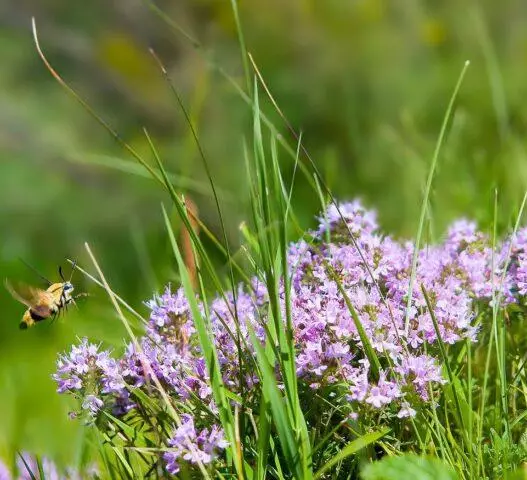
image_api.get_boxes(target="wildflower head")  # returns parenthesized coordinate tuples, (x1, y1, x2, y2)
(163, 414, 228, 475)
(53, 338, 124, 417)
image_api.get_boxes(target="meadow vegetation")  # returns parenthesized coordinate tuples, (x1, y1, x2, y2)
(2, 1, 527, 478)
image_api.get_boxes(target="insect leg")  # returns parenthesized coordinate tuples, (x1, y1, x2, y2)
(47, 311, 58, 327)
(69, 297, 79, 310)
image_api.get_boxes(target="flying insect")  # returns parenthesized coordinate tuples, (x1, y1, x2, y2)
(5, 262, 83, 329)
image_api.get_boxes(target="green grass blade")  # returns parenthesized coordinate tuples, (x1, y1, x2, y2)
(313, 428, 390, 479)
(229, 0, 251, 93)
(68, 153, 227, 199)
(110, 446, 135, 479)
(327, 264, 381, 382)
(404, 61, 470, 334)
(421, 284, 466, 436)
(161, 205, 244, 477)
(247, 324, 310, 479)
(256, 400, 271, 480)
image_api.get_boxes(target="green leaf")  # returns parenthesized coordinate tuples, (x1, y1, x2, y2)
(247, 324, 311, 479)
(102, 411, 150, 449)
(361, 454, 459, 480)
(314, 428, 390, 479)
(110, 445, 135, 479)
(328, 265, 381, 382)
(161, 204, 244, 477)
(421, 284, 466, 436)
(256, 399, 271, 480)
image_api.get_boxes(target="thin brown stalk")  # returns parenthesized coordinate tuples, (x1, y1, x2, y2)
(180, 196, 200, 291)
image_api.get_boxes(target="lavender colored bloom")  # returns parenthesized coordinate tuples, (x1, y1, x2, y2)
(283, 199, 495, 415)
(516, 251, 527, 295)
(17, 454, 59, 480)
(317, 200, 378, 239)
(82, 395, 104, 415)
(163, 414, 228, 476)
(397, 404, 417, 418)
(122, 336, 214, 409)
(53, 338, 125, 417)
(0, 459, 9, 480)
(15, 453, 98, 480)
(145, 286, 196, 348)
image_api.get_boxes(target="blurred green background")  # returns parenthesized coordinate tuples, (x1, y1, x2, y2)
(2, 0, 527, 469)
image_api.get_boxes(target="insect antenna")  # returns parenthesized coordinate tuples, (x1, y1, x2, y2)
(19, 258, 52, 287)
(68, 260, 78, 282)
(59, 266, 66, 282)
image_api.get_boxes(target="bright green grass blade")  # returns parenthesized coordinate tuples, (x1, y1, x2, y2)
(250, 82, 289, 367)
(248, 324, 311, 479)
(327, 264, 381, 382)
(229, 0, 250, 94)
(110, 445, 135, 478)
(148, 51, 240, 309)
(249, 82, 311, 471)
(256, 400, 271, 480)
(404, 61, 470, 334)
(35, 456, 45, 480)
(68, 153, 226, 198)
(313, 428, 390, 479)
(161, 204, 245, 477)
(280, 133, 303, 234)
(96, 432, 119, 480)
(421, 284, 467, 438)
(251, 79, 313, 476)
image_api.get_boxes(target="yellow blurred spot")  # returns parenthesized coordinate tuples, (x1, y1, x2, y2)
(215, 3, 237, 36)
(355, 0, 386, 23)
(95, 32, 164, 102)
(421, 19, 447, 47)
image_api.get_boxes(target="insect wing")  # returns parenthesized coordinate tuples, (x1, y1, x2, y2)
(5, 280, 53, 317)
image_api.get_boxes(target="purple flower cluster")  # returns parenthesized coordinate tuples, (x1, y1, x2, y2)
(54, 199, 527, 475)
(121, 286, 214, 408)
(53, 338, 126, 417)
(0, 453, 97, 480)
(163, 414, 228, 475)
(145, 287, 196, 345)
